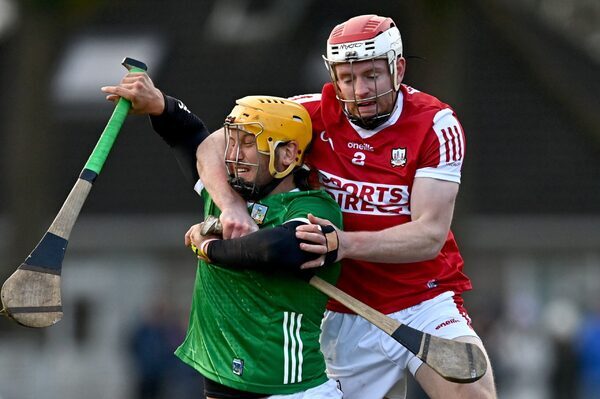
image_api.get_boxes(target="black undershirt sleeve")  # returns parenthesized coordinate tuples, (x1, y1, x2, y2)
(149, 94, 210, 185)
(206, 220, 321, 274)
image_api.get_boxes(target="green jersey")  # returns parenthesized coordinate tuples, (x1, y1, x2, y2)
(175, 188, 342, 395)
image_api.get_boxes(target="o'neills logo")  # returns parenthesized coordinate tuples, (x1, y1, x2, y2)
(319, 171, 410, 216)
(348, 142, 374, 152)
(435, 318, 460, 330)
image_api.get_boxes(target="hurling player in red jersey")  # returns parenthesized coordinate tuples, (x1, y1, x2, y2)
(194, 14, 497, 399)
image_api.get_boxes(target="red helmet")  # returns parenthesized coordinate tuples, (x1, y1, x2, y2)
(324, 14, 403, 90)
(323, 15, 403, 129)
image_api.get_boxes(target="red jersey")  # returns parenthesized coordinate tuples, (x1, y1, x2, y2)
(291, 83, 472, 314)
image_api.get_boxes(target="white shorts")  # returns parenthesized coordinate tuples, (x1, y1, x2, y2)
(320, 291, 479, 399)
(268, 379, 343, 399)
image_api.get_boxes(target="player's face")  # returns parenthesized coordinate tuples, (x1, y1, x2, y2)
(334, 59, 396, 119)
(225, 128, 271, 186)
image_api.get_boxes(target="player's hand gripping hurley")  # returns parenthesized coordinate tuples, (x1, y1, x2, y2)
(0, 58, 148, 328)
(192, 215, 487, 383)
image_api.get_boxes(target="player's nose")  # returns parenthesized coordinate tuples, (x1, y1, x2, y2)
(226, 144, 242, 161)
(353, 77, 371, 97)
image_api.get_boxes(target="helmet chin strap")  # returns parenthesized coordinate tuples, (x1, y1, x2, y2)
(347, 109, 392, 130)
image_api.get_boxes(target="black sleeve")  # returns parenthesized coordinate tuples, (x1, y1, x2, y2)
(206, 220, 321, 273)
(149, 94, 210, 185)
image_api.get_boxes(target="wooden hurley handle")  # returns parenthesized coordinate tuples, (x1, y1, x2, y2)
(1, 57, 148, 328)
(308, 276, 400, 334)
(308, 276, 487, 383)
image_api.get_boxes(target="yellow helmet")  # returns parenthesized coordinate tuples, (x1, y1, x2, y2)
(225, 95, 312, 179)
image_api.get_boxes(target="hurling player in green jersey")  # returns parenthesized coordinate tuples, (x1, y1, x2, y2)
(103, 72, 343, 397)
(179, 96, 343, 398)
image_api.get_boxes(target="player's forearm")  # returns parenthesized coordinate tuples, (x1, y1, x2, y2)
(341, 220, 448, 263)
(196, 130, 246, 210)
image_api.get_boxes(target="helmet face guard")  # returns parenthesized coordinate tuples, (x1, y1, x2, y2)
(323, 15, 403, 129)
(223, 121, 264, 200)
(325, 56, 398, 129)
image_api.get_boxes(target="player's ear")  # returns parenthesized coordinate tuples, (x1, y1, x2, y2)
(279, 141, 299, 167)
(396, 57, 406, 84)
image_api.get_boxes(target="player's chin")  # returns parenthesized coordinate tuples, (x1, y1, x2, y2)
(241, 171, 259, 183)
(358, 101, 383, 114)
(353, 108, 377, 119)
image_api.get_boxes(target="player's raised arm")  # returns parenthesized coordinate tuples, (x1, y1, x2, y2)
(196, 130, 258, 238)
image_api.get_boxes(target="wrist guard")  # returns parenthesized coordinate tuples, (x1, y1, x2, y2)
(150, 94, 210, 184)
(321, 225, 339, 264)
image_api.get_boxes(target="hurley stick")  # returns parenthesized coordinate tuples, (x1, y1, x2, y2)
(193, 215, 487, 383)
(308, 276, 487, 383)
(1, 58, 148, 328)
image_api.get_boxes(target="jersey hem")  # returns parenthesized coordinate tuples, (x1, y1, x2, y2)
(175, 348, 329, 395)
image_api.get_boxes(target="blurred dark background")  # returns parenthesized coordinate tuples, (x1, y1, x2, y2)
(1, 0, 599, 398)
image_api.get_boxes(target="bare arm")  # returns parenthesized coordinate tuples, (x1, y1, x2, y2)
(196, 130, 258, 238)
(340, 177, 458, 262)
(296, 177, 458, 266)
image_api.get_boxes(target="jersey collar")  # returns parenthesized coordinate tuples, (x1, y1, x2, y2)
(348, 89, 404, 139)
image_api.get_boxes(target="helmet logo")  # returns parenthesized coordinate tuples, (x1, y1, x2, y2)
(338, 43, 363, 49)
